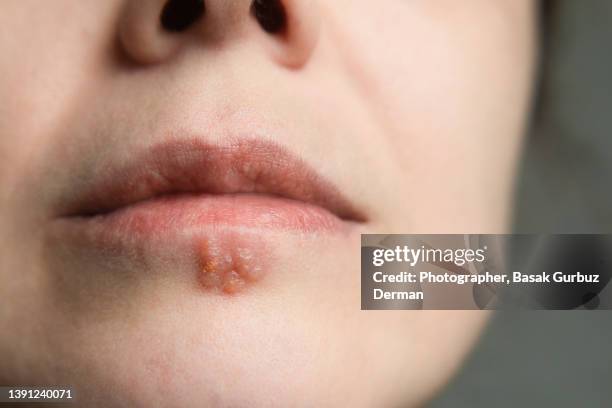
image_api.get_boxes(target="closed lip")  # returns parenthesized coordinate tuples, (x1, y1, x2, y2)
(58, 137, 366, 237)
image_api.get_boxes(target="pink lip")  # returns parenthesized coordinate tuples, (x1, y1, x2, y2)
(60, 138, 364, 235)
(51, 137, 364, 294)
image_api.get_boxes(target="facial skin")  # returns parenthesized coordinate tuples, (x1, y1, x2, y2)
(0, 1, 536, 407)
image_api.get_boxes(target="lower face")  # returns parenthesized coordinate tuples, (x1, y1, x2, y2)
(0, 0, 536, 406)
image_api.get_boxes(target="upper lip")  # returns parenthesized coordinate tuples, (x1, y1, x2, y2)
(62, 138, 365, 223)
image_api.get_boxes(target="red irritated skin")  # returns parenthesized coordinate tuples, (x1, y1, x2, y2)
(196, 230, 270, 295)
(53, 138, 364, 296)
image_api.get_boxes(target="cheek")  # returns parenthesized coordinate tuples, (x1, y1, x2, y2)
(0, 2, 109, 128)
(0, 2, 120, 204)
(324, 0, 535, 230)
(332, 0, 536, 137)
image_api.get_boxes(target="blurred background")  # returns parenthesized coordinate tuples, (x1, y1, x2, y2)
(431, 1, 612, 406)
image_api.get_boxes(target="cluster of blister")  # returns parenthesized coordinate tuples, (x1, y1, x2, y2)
(197, 235, 264, 295)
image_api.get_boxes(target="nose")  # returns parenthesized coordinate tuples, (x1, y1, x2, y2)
(118, 0, 321, 69)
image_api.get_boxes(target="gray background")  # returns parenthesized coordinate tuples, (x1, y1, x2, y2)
(431, 1, 612, 407)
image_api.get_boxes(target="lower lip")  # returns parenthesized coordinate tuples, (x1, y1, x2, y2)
(53, 194, 354, 295)
(75, 193, 350, 235)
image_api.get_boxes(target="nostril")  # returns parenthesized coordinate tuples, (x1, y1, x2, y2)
(251, 0, 287, 34)
(160, 0, 205, 32)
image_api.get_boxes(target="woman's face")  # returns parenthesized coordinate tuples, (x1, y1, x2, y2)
(0, 1, 536, 406)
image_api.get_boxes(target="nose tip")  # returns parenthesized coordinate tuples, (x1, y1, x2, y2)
(118, 0, 321, 69)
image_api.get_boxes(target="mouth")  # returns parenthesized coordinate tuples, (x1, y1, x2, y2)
(51, 137, 365, 295)
(61, 137, 364, 229)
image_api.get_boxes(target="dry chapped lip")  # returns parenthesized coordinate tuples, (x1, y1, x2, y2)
(65, 138, 364, 223)
(57, 138, 363, 295)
